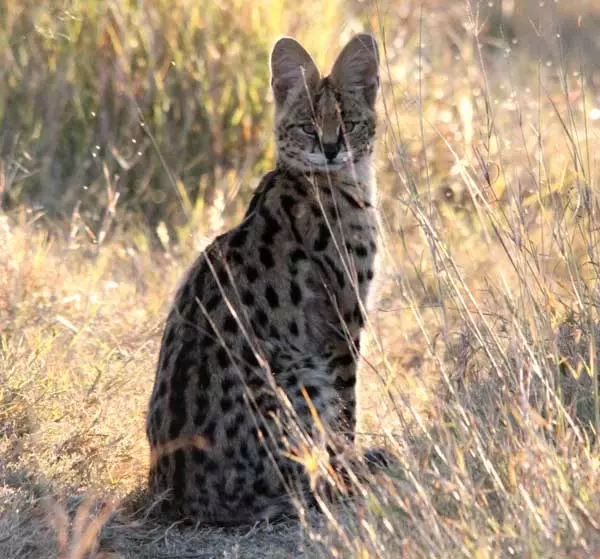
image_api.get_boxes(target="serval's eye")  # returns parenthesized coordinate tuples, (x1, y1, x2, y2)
(300, 123, 316, 135)
(344, 122, 358, 133)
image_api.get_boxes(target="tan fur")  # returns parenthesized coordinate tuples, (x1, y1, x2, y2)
(146, 34, 380, 524)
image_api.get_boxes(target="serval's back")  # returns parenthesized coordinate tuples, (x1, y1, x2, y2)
(146, 33, 380, 524)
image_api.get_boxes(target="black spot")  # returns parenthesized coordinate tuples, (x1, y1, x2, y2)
(330, 353, 355, 368)
(203, 420, 217, 445)
(289, 249, 308, 263)
(288, 174, 308, 197)
(257, 445, 268, 459)
(223, 316, 239, 334)
(192, 448, 207, 464)
(233, 467, 248, 488)
(217, 347, 229, 368)
(216, 267, 230, 286)
(230, 228, 248, 248)
(205, 294, 221, 312)
(313, 223, 329, 251)
(228, 250, 244, 265)
(221, 376, 236, 393)
(285, 373, 298, 387)
(264, 285, 279, 308)
(288, 321, 299, 336)
(290, 281, 302, 305)
(201, 334, 215, 348)
(269, 325, 281, 340)
(225, 423, 239, 439)
(302, 357, 315, 369)
(367, 269, 374, 280)
(253, 478, 270, 496)
(234, 411, 246, 428)
(280, 195, 303, 243)
(254, 309, 268, 328)
(334, 375, 357, 389)
(224, 447, 236, 459)
(280, 194, 296, 213)
(245, 266, 259, 283)
(357, 272, 365, 283)
(259, 246, 275, 269)
(242, 344, 260, 367)
(241, 290, 255, 306)
(172, 450, 186, 500)
(247, 374, 264, 390)
(205, 457, 219, 473)
(221, 397, 234, 413)
(354, 244, 369, 258)
(354, 305, 365, 327)
(259, 207, 283, 243)
(323, 255, 346, 288)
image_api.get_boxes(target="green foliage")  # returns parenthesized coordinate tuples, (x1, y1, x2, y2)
(0, 0, 279, 230)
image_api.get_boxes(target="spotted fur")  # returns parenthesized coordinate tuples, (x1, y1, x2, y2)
(146, 34, 380, 524)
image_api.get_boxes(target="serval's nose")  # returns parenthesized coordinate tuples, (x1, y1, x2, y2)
(323, 142, 340, 162)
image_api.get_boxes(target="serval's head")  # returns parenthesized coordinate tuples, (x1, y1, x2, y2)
(270, 34, 379, 180)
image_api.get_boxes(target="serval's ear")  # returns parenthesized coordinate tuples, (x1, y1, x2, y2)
(330, 34, 379, 107)
(270, 37, 320, 106)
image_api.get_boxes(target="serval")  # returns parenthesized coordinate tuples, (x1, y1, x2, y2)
(146, 33, 381, 524)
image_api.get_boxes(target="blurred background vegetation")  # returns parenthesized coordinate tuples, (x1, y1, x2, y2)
(1, 2, 600, 556)
(1, 0, 599, 244)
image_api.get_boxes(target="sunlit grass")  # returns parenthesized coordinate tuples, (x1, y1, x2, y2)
(1, 0, 600, 557)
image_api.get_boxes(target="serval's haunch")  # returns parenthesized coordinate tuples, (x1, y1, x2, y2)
(146, 33, 381, 524)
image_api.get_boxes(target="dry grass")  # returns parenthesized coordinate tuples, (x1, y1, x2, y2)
(2, 0, 600, 557)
